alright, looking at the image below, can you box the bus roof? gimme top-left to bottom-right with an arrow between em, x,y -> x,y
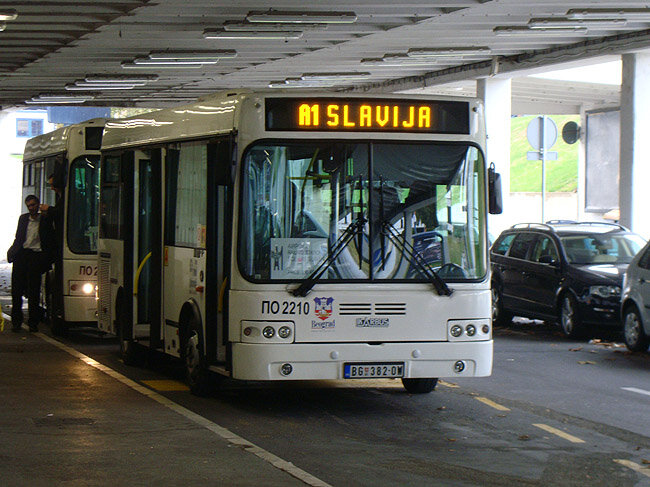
101,90 -> 484,151
23,118 -> 107,162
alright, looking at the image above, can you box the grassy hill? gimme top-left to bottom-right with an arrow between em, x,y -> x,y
510,114 -> 579,193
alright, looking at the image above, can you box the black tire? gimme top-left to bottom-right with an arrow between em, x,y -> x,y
622,305 -> 650,352
116,295 -> 145,366
559,293 -> 583,339
401,378 -> 438,394
491,285 -> 512,326
183,321 -> 212,396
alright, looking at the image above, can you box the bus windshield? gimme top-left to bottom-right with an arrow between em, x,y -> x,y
239,141 -> 487,282
67,155 -> 99,254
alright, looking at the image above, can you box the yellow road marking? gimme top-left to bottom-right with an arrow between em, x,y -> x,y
533,423 -> 585,443
438,380 -> 459,388
141,379 -> 190,391
475,396 -> 510,411
614,459 -> 650,478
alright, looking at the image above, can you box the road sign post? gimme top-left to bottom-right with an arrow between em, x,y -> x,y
527,116 -> 558,222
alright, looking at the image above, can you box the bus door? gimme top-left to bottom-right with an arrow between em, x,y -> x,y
206,137 -> 234,364
133,149 -> 162,348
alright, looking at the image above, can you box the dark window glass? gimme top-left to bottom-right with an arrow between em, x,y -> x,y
100,155 -> 122,240
492,234 -> 516,255
67,156 -> 99,253
508,233 -> 536,260
530,236 -> 559,263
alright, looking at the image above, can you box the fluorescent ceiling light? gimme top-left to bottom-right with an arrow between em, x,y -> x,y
75,81 -> 146,88
0,22 -> 6,32
301,72 -> 371,80
122,61 -> 205,69
133,57 -> 219,65
246,10 -> 357,24
66,83 -> 139,91
148,50 -> 237,60
0,9 -> 18,21
26,99 -> 88,104
28,94 -> 92,104
85,74 -> 158,83
361,57 -> 434,67
493,25 -> 588,36
203,28 -> 303,39
407,47 -> 491,58
567,8 -> 650,20
223,21 -> 326,31
528,17 -> 627,29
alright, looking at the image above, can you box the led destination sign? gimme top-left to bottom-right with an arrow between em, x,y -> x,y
265,98 -> 470,134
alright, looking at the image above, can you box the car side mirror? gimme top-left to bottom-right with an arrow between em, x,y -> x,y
488,162 -> 503,214
539,254 -> 559,266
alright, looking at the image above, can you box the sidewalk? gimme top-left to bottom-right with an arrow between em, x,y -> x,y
0,324 -> 308,486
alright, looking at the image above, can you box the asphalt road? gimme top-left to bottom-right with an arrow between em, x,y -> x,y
28,319 -> 649,487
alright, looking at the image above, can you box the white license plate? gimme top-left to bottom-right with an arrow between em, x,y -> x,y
343,362 -> 405,379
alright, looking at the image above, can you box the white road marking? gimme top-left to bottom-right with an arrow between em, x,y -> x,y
614,459 -> 650,478
36,332 -> 332,487
621,387 -> 650,397
533,423 -> 585,444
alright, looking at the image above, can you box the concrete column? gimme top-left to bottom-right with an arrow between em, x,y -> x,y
620,53 -> 650,238
477,77 -> 512,236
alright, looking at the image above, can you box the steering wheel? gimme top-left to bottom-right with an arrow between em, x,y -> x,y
437,263 -> 467,279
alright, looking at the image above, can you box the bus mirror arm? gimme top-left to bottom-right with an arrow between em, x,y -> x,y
381,221 -> 453,297
289,216 -> 367,297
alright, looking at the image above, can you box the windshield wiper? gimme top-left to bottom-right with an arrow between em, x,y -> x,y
289,214 -> 367,297
381,221 -> 453,296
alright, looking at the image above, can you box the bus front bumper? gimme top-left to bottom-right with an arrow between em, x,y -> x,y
229,341 -> 493,381
62,295 -> 97,324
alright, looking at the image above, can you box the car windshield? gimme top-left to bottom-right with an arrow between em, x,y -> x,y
560,233 -> 645,265
239,141 -> 488,282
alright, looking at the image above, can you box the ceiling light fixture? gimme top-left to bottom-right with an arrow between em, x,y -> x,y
361,57 -> 435,67
84,74 -> 159,83
27,94 -> 92,104
0,22 -> 6,32
133,57 -> 219,65
147,50 -> 237,60
493,25 -> 588,36
407,47 -> 491,58
122,61 -> 205,69
202,28 -> 303,39
223,20 -> 326,31
566,8 -> 650,20
246,10 -> 357,24
528,17 -> 628,29
300,72 -> 371,80
66,83 -> 140,91
0,9 -> 18,21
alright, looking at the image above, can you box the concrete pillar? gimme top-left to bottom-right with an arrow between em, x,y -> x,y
620,53 -> 650,238
477,78 -> 512,236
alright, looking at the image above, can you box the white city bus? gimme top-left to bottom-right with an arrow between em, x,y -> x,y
97,92 -> 501,394
22,118 -> 105,335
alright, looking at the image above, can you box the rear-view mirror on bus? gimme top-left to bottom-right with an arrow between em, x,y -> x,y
488,162 -> 503,214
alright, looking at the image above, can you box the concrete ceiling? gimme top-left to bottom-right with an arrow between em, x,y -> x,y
0,0 -> 647,109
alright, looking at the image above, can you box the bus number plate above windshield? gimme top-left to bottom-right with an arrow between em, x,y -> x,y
344,362 -> 405,379
265,98 -> 470,134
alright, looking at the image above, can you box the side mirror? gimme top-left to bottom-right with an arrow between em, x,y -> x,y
488,162 -> 503,214
539,254 -> 559,266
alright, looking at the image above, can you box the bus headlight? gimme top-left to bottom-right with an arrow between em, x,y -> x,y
450,325 -> 463,337
69,281 -> 97,296
262,326 -> 275,338
278,326 -> 292,339
448,320 -> 491,341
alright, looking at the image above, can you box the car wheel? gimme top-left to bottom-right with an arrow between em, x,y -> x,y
623,305 -> 650,352
492,285 -> 512,326
401,378 -> 438,394
559,294 -> 583,338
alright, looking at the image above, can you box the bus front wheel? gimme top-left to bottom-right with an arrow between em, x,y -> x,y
183,321 -> 212,396
401,378 -> 438,394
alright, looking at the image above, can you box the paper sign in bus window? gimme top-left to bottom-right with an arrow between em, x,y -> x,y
270,238 -> 328,279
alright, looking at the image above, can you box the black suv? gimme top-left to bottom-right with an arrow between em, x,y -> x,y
490,221 -> 645,337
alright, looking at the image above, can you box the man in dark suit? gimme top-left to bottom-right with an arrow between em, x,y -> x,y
7,195 -> 55,332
